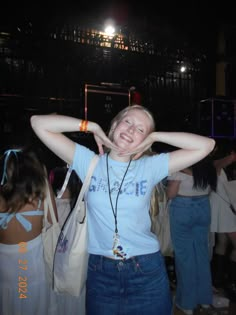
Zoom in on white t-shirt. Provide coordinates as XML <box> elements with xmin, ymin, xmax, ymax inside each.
<box><xmin>168</xmin><ymin>171</ymin><xmax>210</xmax><ymax>196</ymax></box>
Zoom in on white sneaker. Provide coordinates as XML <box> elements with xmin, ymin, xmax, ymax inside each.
<box><xmin>176</xmin><ymin>304</ymin><xmax>193</xmax><ymax>315</ymax></box>
<box><xmin>201</xmin><ymin>304</ymin><xmax>210</xmax><ymax>308</ymax></box>
<box><xmin>212</xmin><ymin>295</ymin><xmax>230</xmax><ymax>308</ymax></box>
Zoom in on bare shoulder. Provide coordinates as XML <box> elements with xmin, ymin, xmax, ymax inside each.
<box><xmin>0</xmin><ymin>197</ymin><xmax>7</xmax><ymax>213</ymax></box>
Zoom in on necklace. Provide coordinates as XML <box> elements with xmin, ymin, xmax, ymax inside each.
<box><xmin>106</xmin><ymin>153</ymin><xmax>131</xmax><ymax>259</ymax></box>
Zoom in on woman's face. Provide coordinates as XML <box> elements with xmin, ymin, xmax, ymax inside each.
<box><xmin>112</xmin><ymin>109</ymin><xmax>152</xmax><ymax>150</ymax></box>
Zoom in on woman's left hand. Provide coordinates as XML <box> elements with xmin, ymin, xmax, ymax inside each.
<box><xmin>90</xmin><ymin>122</ymin><xmax>119</xmax><ymax>155</ymax></box>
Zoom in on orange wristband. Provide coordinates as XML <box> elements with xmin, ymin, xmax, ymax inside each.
<box><xmin>79</xmin><ymin>120</ymin><xmax>88</xmax><ymax>132</ymax></box>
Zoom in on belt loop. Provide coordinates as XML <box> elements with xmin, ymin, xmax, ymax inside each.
<box><xmin>131</xmin><ymin>256</ymin><xmax>139</xmax><ymax>272</ymax></box>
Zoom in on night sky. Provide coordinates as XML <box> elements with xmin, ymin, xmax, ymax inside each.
<box><xmin>1</xmin><ymin>0</ymin><xmax>235</xmax><ymax>53</ymax></box>
<box><xmin>1</xmin><ymin>1</ymin><xmax>235</xmax><ymax>30</ymax></box>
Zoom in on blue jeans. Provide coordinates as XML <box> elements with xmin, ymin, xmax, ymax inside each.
<box><xmin>169</xmin><ymin>196</ymin><xmax>212</xmax><ymax>310</ymax></box>
<box><xmin>86</xmin><ymin>251</ymin><xmax>173</xmax><ymax>315</ymax></box>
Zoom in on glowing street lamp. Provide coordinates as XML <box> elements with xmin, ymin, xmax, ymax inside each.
<box><xmin>104</xmin><ymin>18</ymin><xmax>116</xmax><ymax>36</ymax></box>
<box><xmin>104</xmin><ymin>25</ymin><xmax>115</xmax><ymax>36</ymax></box>
<box><xmin>180</xmin><ymin>65</ymin><xmax>186</xmax><ymax>73</ymax></box>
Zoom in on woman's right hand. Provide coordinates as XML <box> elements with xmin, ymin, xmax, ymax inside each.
<box><xmin>89</xmin><ymin>122</ymin><xmax>119</xmax><ymax>155</ymax></box>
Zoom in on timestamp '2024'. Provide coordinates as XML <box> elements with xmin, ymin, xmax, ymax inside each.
<box><xmin>18</xmin><ymin>242</ymin><xmax>28</xmax><ymax>299</ymax></box>
<box><xmin>18</xmin><ymin>275</ymin><xmax>27</xmax><ymax>298</ymax></box>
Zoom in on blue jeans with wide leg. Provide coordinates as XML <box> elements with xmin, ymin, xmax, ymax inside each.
<box><xmin>86</xmin><ymin>251</ymin><xmax>173</xmax><ymax>315</ymax></box>
<box><xmin>169</xmin><ymin>195</ymin><xmax>213</xmax><ymax>310</ymax></box>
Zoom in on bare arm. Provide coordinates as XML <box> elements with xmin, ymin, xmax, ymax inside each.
<box><xmin>30</xmin><ymin>114</ymin><xmax>118</xmax><ymax>165</ymax></box>
<box><xmin>121</xmin><ymin>131</ymin><xmax>215</xmax><ymax>174</ymax></box>
<box><xmin>166</xmin><ymin>180</ymin><xmax>180</xmax><ymax>199</ymax></box>
<box><xmin>157</xmin><ymin>132</ymin><xmax>215</xmax><ymax>174</ymax></box>
<box><xmin>214</xmin><ymin>152</ymin><xmax>236</xmax><ymax>174</ymax></box>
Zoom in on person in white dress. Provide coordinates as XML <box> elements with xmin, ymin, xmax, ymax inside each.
<box><xmin>210</xmin><ymin>150</ymin><xmax>236</xmax><ymax>300</ymax></box>
<box><xmin>0</xmin><ymin>147</ymin><xmax>59</xmax><ymax>315</ymax></box>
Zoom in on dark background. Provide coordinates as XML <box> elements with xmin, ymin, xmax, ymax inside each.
<box><xmin>1</xmin><ymin>1</ymin><xmax>236</xmax><ymax>168</ymax></box>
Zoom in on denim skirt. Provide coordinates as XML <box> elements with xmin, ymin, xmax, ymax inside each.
<box><xmin>86</xmin><ymin>251</ymin><xmax>173</xmax><ymax>315</ymax></box>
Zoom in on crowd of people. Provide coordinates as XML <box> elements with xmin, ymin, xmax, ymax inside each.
<box><xmin>1</xmin><ymin>103</ymin><xmax>236</xmax><ymax>315</ymax></box>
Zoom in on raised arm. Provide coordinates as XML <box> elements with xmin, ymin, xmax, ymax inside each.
<box><xmin>31</xmin><ymin>115</ymin><xmax>80</xmax><ymax>165</ymax></box>
<box><xmin>30</xmin><ymin>114</ymin><xmax>118</xmax><ymax>165</ymax></box>
<box><xmin>120</xmin><ymin>131</ymin><xmax>215</xmax><ymax>174</ymax></box>
<box><xmin>214</xmin><ymin>151</ymin><xmax>236</xmax><ymax>174</ymax></box>
<box><xmin>155</xmin><ymin>132</ymin><xmax>215</xmax><ymax>174</ymax></box>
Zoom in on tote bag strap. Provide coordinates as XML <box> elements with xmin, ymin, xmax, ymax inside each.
<box><xmin>56</xmin><ymin>166</ymin><xmax>73</xmax><ymax>198</ymax></box>
<box><xmin>73</xmin><ymin>155</ymin><xmax>99</xmax><ymax>215</ymax></box>
<box><xmin>44</xmin><ymin>180</ymin><xmax>58</xmax><ymax>225</ymax></box>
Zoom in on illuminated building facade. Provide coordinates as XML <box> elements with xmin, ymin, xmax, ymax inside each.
<box><xmin>0</xmin><ymin>16</ymin><xmax>234</xmax><ymax>144</ymax></box>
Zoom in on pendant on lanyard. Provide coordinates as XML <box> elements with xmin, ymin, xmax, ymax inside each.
<box><xmin>112</xmin><ymin>233</ymin><xmax>127</xmax><ymax>259</ymax></box>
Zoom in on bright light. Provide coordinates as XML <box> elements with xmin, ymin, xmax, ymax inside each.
<box><xmin>104</xmin><ymin>25</ymin><xmax>115</xmax><ymax>36</ymax></box>
<box><xmin>104</xmin><ymin>18</ymin><xmax>116</xmax><ymax>36</ymax></box>
<box><xmin>180</xmin><ymin>66</ymin><xmax>186</xmax><ymax>73</ymax></box>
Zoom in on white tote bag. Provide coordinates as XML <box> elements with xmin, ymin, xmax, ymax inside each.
<box><xmin>154</xmin><ymin>203</ymin><xmax>173</xmax><ymax>257</ymax></box>
<box><xmin>150</xmin><ymin>183</ymin><xmax>173</xmax><ymax>257</ymax></box>
<box><xmin>53</xmin><ymin>155</ymin><xmax>99</xmax><ymax>297</ymax></box>
<box><xmin>42</xmin><ymin>180</ymin><xmax>61</xmax><ymax>283</ymax></box>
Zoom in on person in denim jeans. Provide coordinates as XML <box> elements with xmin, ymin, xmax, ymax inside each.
<box><xmin>167</xmin><ymin>156</ymin><xmax>217</xmax><ymax>315</ymax></box>
<box><xmin>31</xmin><ymin>104</ymin><xmax>215</xmax><ymax>315</ymax></box>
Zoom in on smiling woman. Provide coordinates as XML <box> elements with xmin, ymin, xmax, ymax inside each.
<box><xmin>107</xmin><ymin>105</ymin><xmax>155</xmax><ymax>159</ymax></box>
<box><xmin>30</xmin><ymin>104</ymin><xmax>215</xmax><ymax>315</ymax></box>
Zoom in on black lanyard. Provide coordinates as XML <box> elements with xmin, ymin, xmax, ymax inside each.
<box><xmin>106</xmin><ymin>153</ymin><xmax>131</xmax><ymax>233</ymax></box>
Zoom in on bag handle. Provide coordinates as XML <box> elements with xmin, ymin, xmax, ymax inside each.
<box><xmin>56</xmin><ymin>166</ymin><xmax>73</xmax><ymax>198</ymax></box>
<box><xmin>73</xmin><ymin>155</ymin><xmax>99</xmax><ymax>216</ymax></box>
<box><xmin>44</xmin><ymin>180</ymin><xmax>58</xmax><ymax>225</ymax></box>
